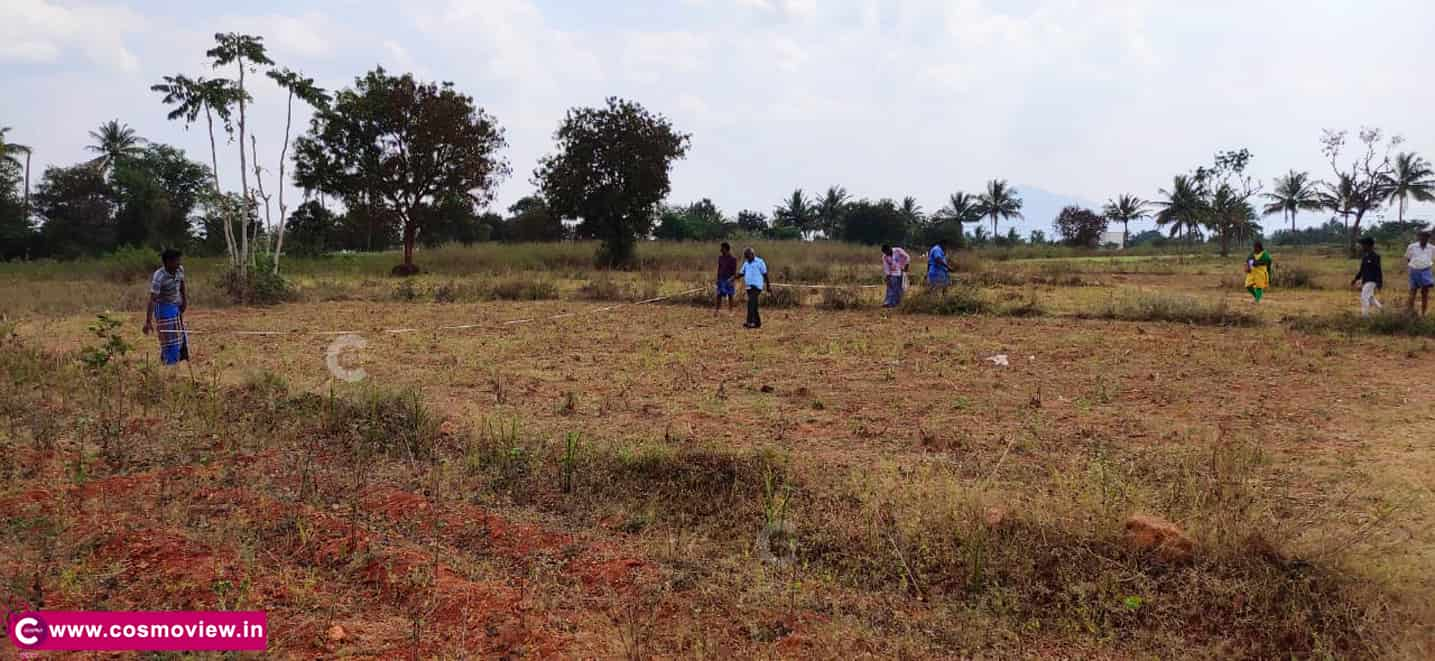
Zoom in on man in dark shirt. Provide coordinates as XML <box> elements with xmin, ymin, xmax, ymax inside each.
<box><xmin>1352</xmin><ymin>236</ymin><xmax>1383</xmax><ymax>317</ymax></box>
<box><xmin>715</xmin><ymin>242</ymin><xmax>738</xmax><ymax>313</ymax></box>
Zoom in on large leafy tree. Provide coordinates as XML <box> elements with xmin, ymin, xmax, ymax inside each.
<box><xmin>977</xmin><ymin>179</ymin><xmax>1023</xmax><ymax>238</ymax></box>
<box><xmin>152</xmin><ymin>75</ymin><xmax>243</xmax><ymax>258</ymax></box>
<box><xmin>0</xmin><ymin>157</ymin><xmax>30</xmax><ymax>259</ymax></box>
<box><xmin>535</xmin><ymin>97</ymin><xmax>689</xmax><ymax>267</ymax></box>
<box><xmin>1</xmin><ymin>127</ymin><xmax>33</xmax><ymax>226</ymax></box>
<box><xmin>813</xmin><ymin>186</ymin><xmax>849</xmax><ymax>239</ymax></box>
<box><xmin>506</xmin><ymin>195</ymin><xmax>567</xmax><ymax>242</ymax></box>
<box><xmin>296</xmin><ymin>67</ymin><xmax>510</xmax><ymax>273</ymax></box>
<box><xmin>283</xmin><ymin>199</ymin><xmax>336</xmax><ymax>256</ymax></box>
<box><xmin>34</xmin><ymin>165</ymin><xmax>115</xmax><ymax>258</ymax></box>
<box><xmin>112</xmin><ymin>144</ymin><xmax>212</xmax><ymax>250</ymax></box>
<box><xmin>1053</xmin><ymin>206</ymin><xmax>1108</xmax><ymax>248</ymax></box>
<box><xmin>1102</xmin><ymin>194</ymin><xmax>1149</xmax><ymax>249</ymax></box>
<box><xmin>773</xmin><ymin>189</ymin><xmax>816</xmax><ymax>239</ymax></box>
<box><xmin>1320</xmin><ymin>127</ymin><xmax>1399</xmax><ymax>255</ymax></box>
<box><xmin>86</xmin><ymin>120</ymin><xmax>146</xmax><ymax>173</ymax></box>
<box><xmin>1155</xmin><ymin>175</ymin><xmax>1204</xmax><ymax>242</ymax></box>
<box><xmin>1383</xmin><ymin>152</ymin><xmax>1435</xmax><ymax>224</ymax></box>
<box><xmin>840</xmin><ymin>198</ymin><xmax>908</xmax><ymax>245</ymax></box>
<box><xmin>736</xmin><ymin>209</ymin><xmax>768</xmax><ymax>233</ymax></box>
<box><xmin>1261</xmin><ymin>170</ymin><xmax>1322</xmax><ymax>234</ymax></box>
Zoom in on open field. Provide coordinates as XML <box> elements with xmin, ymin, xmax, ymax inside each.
<box><xmin>2</xmin><ymin>242</ymin><xmax>1434</xmax><ymax>658</ymax></box>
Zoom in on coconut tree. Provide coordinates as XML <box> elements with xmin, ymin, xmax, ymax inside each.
<box><xmin>812</xmin><ymin>185</ymin><xmax>849</xmax><ymax>239</ymax></box>
<box><xmin>773</xmin><ymin>189</ymin><xmax>816</xmax><ymax>239</ymax></box>
<box><xmin>976</xmin><ymin>179</ymin><xmax>1023</xmax><ymax>238</ymax></box>
<box><xmin>1102</xmin><ymin>194</ymin><xmax>1149</xmax><ymax>249</ymax></box>
<box><xmin>1383</xmin><ymin>152</ymin><xmax>1435</xmax><ymax>224</ymax></box>
<box><xmin>152</xmin><ymin>75</ymin><xmax>245</xmax><ymax>262</ymax></box>
<box><xmin>1261</xmin><ymin>170</ymin><xmax>1323</xmax><ymax>234</ymax></box>
<box><xmin>86</xmin><ymin>120</ymin><xmax>146</xmax><ymax>172</ymax></box>
<box><xmin>899</xmin><ymin>196</ymin><xmax>925</xmax><ymax>226</ymax></box>
<box><xmin>1155</xmin><ymin>175</ymin><xmax>1204</xmax><ymax>243</ymax></box>
<box><xmin>0</xmin><ymin>127</ymin><xmax>33</xmax><ymax>223</ymax></box>
<box><xmin>1320</xmin><ymin>173</ymin><xmax>1358</xmax><ymax>235</ymax></box>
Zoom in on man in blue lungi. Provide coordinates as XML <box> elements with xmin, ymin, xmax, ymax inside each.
<box><xmin>143</xmin><ymin>248</ymin><xmax>189</xmax><ymax>365</ymax></box>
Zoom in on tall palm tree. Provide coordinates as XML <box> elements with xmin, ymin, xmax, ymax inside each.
<box><xmin>0</xmin><ymin>126</ymin><xmax>33</xmax><ymax>223</ymax></box>
<box><xmin>773</xmin><ymin>189</ymin><xmax>816</xmax><ymax>239</ymax></box>
<box><xmin>899</xmin><ymin>196</ymin><xmax>925</xmax><ymax>226</ymax></box>
<box><xmin>1102</xmin><ymin>194</ymin><xmax>1149</xmax><ymax>249</ymax></box>
<box><xmin>1155</xmin><ymin>175</ymin><xmax>1205</xmax><ymax>243</ymax></box>
<box><xmin>813</xmin><ymin>185</ymin><xmax>849</xmax><ymax>239</ymax></box>
<box><xmin>1383</xmin><ymin>152</ymin><xmax>1435</xmax><ymax>224</ymax></box>
<box><xmin>1320</xmin><ymin>173</ymin><xmax>1358</xmax><ymax>235</ymax></box>
<box><xmin>86</xmin><ymin>120</ymin><xmax>146</xmax><ymax>172</ymax></box>
<box><xmin>977</xmin><ymin>179</ymin><xmax>1023</xmax><ymax>238</ymax></box>
<box><xmin>1261</xmin><ymin>170</ymin><xmax>1323</xmax><ymax>234</ymax></box>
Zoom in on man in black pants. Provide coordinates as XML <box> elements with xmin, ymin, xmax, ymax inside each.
<box><xmin>735</xmin><ymin>247</ymin><xmax>769</xmax><ymax>329</ymax></box>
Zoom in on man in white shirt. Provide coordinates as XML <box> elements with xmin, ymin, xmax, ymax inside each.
<box><xmin>1405</xmin><ymin>230</ymin><xmax>1435</xmax><ymax>316</ymax></box>
<box><xmin>881</xmin><ymin>244</ymin><xmax>910</xmax><ymax>307</ymax></box>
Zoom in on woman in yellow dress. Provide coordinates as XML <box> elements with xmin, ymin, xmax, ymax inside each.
<box><xmin>1244</xmin><ymin>240</ymin><xmax>1272</xmax><ymax>303</ymax></box>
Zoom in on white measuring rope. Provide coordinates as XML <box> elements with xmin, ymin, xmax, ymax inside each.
<box><xmin>157</xmin><ymin>286</ymin><xmax>706</xmax><ymax>337</ymax></box>
<box><xmin>768</xmin><ymin>282</ymin><xmax>884</xmax><ymax>289</ymax></box>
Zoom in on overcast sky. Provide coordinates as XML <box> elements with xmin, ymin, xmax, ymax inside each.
<box><xmin>4</xmin><ymin>0</ymin><xmax>1433</xmax><ymax>234</ymax></box>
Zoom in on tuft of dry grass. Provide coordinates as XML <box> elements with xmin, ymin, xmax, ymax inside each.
<box><xmin>1080</xmin><ymin>292</ymin><xmax>1260</xmax><ymax>327</ymax></box>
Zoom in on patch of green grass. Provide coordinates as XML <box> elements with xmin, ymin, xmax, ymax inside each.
<box><xmin>1286</xmin><ymin>312</ymin><xmax>1435</xmax><ymax>337</ymax></box>
<box><xmin>899</xmin><ymin>286</ymin><xmax>991</xmax><ymax>315</ymax></box>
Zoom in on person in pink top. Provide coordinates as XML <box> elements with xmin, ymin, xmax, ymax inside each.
<box><xmin>881</xmin><ymin>244</ymin><xmax>911</xmax><ymax>307</ymax></box>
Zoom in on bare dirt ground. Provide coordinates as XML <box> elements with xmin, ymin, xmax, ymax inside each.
<box><xmin>5</xmin><ymin>276</ymin><xmax>1435</xmax><ymax>658</ymax></box>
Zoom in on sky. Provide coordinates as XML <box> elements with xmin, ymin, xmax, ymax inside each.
<box><xmin>3</xmin><ymin>0</ymin><xmax>1433</xmax><ymax>235</ymax></box>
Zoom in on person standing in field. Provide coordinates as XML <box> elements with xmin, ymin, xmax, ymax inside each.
<box><xmin>715</xmin><ymin>242</ymin><xmax>738</xmax><ymax>314</ymax></box>
<box><xmin>927</xmin><ymin>239</ymin><xmax>952</xmax><ymax>291</ymax></box>
<box><xmin>737</xmin><ymin>247</ymin><xmax>768</xmax><ymax>329</ymax></box>
<box><xmin>1244</xmin><ymin>241</ymin><xmax>1272</xmax><ymax>303</ymax></box>
<box><xmin>1352</xmin><ymin>236</ymin><xmax>1383</xmax><ymax>317</ymax></box>
<box><xmin>881</xmin><ymin>244</ymin><xmax>910</xmax><ymax>307</ymax></box>
<box><xmin>1406</xmin><ymin>230</ymin><xmax>1435</xmax><ymax>316</ymax></box>
<box><xmin>142</xmin><ymin>248</ymin><xmax>189</xmax><ymax>365</ymax></box>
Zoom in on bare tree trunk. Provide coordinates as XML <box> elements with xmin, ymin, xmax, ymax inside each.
<box><xmin>203</xmin><ymin>106</ymin><xmax>237</xmax><ymax>266</ymax></box>
<box><xmin>249</xmin><ymin>135</ymin><xmax>273</xmax><ymax>266</ymax></box>
<box><xmin>236</xmin><ymin>54</ymin><xmax>251</xmax><ymax>275</ymax></box>
<box><xmin>272</xmin><ymin>89</ymin><xmax>295</xmax><ymax>273</ymax></box>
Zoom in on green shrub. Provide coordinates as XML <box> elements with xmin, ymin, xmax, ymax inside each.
<box><xmin>899</xmin><ymin>286</ymin><xmax>991</xmax><ymax>315</ymax></box>
<box><xmin>104</xmin><ymin>246</ymin><xmax>159</xmax><ymax>283</ymax></box>
<box><xmin>217</xmin><ymin>266</ymin><xmax>294</xmax><ymax>305</ymax></box>
<box><xmin>1082</xmin><ymin>292</ymin><xmax>1258</xmax><ymax>327</ymax></box>
<box><xmin>1273</xmin><ymin>265</ymin><xmax>1322</xmax><ymax>289</ymax></box>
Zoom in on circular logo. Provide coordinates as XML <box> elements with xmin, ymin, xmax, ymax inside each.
<box><xmin>10</xmin><ymin>613</ymin><xmax>46</xmax><ymax>649</ymax></box>
<box><xmin>325</xmin><ymin>334</ymin><xmax>368</xmax><ymax>383</ymax></box>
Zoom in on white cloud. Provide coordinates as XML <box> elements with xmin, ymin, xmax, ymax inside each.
<box><xmin>0</xmin><ymin>0</ymin><xmax>143</xmax><ymax>71</ymax></box>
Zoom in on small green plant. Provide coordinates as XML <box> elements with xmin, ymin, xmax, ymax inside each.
<box><xmin>561</xmin><ymin>431</ymin><xmax>581</xmax><ymax>494</ymax></box>
<box><xmin>79</xmin><ymin>312</ymin><xmax>132</xmax><ymax>369</ymax></box>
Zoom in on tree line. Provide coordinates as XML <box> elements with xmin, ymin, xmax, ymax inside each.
<box><xmin>3</xmin><ymin>32</ymin><xmax>1433</xmax><ymax>275</ymax></box>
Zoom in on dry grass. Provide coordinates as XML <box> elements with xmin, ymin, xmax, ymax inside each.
<box><xmin>2</xmin><ymin>245</ymin><xmax>1431</xmax><ymax>658</ymax></box>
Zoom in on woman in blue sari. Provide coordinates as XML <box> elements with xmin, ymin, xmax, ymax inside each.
<box><xmin>143</xmin><ymin>249</ymin><xmax>189</xmax><ymax>365</ymax></box>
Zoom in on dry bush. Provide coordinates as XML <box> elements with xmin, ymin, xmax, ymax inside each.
<box><xmin>1081</xmin><ymin>292</ymin><xmax>1259</xmax><ymax>327</ymax></box>
<box><xmin>817</xmin><ymin>286</ymin><xmax>868</xmax><ymax>311</ymax></box>
<box><xmin>899</xmin><ymin>286</ymin><xmax>991</xmax><ymax>315</ymax></box>
<box><xmin>485</xmin><ymin>277</ymin><xmax>559</xmax><ymax>301</ymax></box>
<box><xmin>1287</xmin><ymin>312</ymin><xmax>1435</xmax><ymax>337</ymax></box>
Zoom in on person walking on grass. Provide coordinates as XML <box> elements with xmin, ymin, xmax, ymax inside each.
<box><xmin>1406</xmin><ymin>230</ymin><xmax>1435</xmax><ymax>316</ymax></box>
<box><xmin>1244</xmin><ymin>240</ymin><xmax>1272</xmax><ymax>303</ymax></box>
<box><xmin>736</xmin><ymin>247</ymin><xmax>768</xmax><ymax>329</ymax></box>
<box><xmin>715</xmin><ymin>242</ymin><xmax>738</xmax><ymax>314</ymax></box>
<box><xmin>142</xmin><ymin>248</ymin><xmax>189</xmax><ymax>365</ymax></box>
<box><xmin>881</xmin><ymin>244</ymin><xmax>910</xmax><ymax>307</ymax></box>
<box><xmin>927</xmin><ymin>239</ymin><xmax>952</xmax><ymax>291</ymax></box>
<box><xmin>1352</xmin><ymin>236</ymin><xmax>1384</xmax><ymax>317</ymax></box>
